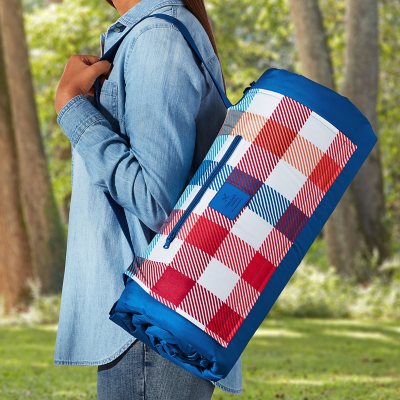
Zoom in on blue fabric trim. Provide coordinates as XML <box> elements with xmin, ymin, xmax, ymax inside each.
<box><xmin>109</xmin><ymin>280</ymin><xmax>238</xmax><ymax>381</ymax></box>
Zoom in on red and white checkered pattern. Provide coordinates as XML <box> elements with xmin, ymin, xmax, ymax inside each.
<box><xmin>126</xmin><ymin>88</ymin><xmax>357</xmax><ymax>347</ymax></box>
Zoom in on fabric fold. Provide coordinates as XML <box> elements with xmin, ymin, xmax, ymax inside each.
<box><xmin>109</xmin><ymin>276</ymin><xmax>239</xmax><ymax>381</ymax></box>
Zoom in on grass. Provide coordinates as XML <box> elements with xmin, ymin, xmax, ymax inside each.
<box><xmin>0</xmin><ymin>318</ymin><xmax>399</xmax><ymax>399</ymax></box>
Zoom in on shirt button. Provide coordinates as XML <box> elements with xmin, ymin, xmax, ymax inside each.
<box><xmin>114</xmin><ymin>27</ymin><xmax>121</xmax><ymax>32</ymax></box>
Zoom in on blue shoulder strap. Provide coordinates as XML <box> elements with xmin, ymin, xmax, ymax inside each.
<box><xmin>94</xmin><ymin>13</ymin><xmax>231</xmax><ymax>108</ymax></box>
<box><xmin>94</xmin><ymin>13</ymin><xmax>232</xmax><ymax>253</ymax></box>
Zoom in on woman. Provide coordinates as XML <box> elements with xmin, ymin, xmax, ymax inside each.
<box><xmin>53</xmin><ymin>0</ymin><xmax>243</xmax><ymax>398</ymax></box>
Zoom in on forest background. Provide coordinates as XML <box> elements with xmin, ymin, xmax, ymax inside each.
<box><xmin>0</xmin><ymin>0</ymin><xmax>399</xmax><ymax>399</ymax></box>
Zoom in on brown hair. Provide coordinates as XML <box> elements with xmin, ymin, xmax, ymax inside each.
<box><xmin>105</xmin><ymin>0</ymin><xmax>226</xmax><ymax>92</ymax></box>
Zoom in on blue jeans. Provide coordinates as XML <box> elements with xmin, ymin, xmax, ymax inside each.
<box><xmin>97</xmin><ymin>340</ymin><xmax>215</xmax><ymax>399</ymax></box>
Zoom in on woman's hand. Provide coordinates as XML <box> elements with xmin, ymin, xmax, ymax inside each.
<box><xmin>55</xmin><ymin>55</ymin><xmax>112</xmax><ymax>114</ymax></box>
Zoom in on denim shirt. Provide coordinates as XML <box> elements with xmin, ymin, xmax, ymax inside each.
<box><xmin>54</xmin><ymin>0</ymin><xmax>242</xmax><ymax>394</ymax></box>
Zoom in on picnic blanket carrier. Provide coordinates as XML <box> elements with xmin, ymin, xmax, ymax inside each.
<box><xmin>92</xmin><ymin>13</ymin><xmax>378</xmax><ymax>381</ymax></box>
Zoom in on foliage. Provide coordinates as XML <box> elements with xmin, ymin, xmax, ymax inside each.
<box><xmin>377</xmin><ymin>0</ymin><xmax>400</xmax><ymax>252</ymax></box>
<box><xmin>271</xmin><ymin>262</ymin><xmax>352</xmax><ymax>318</ymax></box>
<box><xmin>24</xmin><ymin>0</ymin><xmax>117</xmax><ymax>220</ymax></box>
<box><xmin>1</xmin><ymin>255</ymin><xmax>399</xmax><ymax>325</ymax></box>
<box><xmin>28</xmin><ymin>280</ymin><xmax>61</xmax><ymax>325</ymax></box>
<box><xmin>207</xmin><ymin>0</ymin><xmax>294</xmax><ymax>104</ymax></box>
<box><xmin>0</xmin><ymin>278</ymin><xmax>61</xmax><ymax>325</ymax></box>
<box><xmin>317</xmin><ymin>0</ymin><xmax>400</xmax><ymax>253</ymax></box>
<box><xmin>349</xmin><ymin>256</ymin><xmax>400</xmax><ymax>320</ymax></box>
<box><xmin>24</xmin><ymin>0</ymin><xmax>399</xmax><ymax>253</ymax></box>
<box><xmin>271</xmin><ymin>256</ymin><xmax>400</xmax><ymax>320</ymax></box>
<box><xmin>304</xmin><ymin>236</ymin><xmax>330</xmax><ymax>270</ymax></box>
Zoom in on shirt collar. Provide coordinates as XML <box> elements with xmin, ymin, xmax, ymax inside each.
<box><xmin>105</xmin><ymin>0</ymin><xmax>185</xmax><ymax>32</ymax></box>
<box><xmin>100</xmin><ymin>0</ymin><xmax>185</xmax><ymax>55</ymax></box>
<box><xmin>117</xmin><ymin>0</ymin><xmax>184</xmax><ymax>27</ymax></box>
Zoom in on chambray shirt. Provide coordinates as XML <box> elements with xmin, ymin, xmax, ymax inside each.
<box><xmin>54</xmin><ymin>0</ymin><xmax>242</xmax><ymax>394</ymax></box>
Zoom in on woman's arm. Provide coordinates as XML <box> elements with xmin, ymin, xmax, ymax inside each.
<box><xmin>57</xmin><ymin>25</ymin><xmax>206</xmax><ymax>233</ymax></box>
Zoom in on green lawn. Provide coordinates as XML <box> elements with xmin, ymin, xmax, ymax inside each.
<box><xmin>0</xmin><ymin>318</ymin><xmax>399</xmax><ymax>399</ymax></box>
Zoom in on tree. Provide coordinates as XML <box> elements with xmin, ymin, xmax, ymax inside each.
<box><xmin>0</xmin><ymin>30</ymin><xmax>34</xmax><ymax>313</ymax></box>
<box><xmin>289</xmin><ymin>0</ymin><xmax>389</xmax><ymax>282</ymax></box>
<box><xmin>341</xmin><ymin>0</ymin><xmax>389</xmax><ymax>268</ymax></box>
<box><xmin>0</xmin><ymin>0</ymin><xmax>66</xmax><ymax>312</ymax></box>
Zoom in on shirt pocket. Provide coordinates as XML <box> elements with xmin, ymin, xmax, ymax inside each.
<box><xmin>99</xmin><ymin>79</ymin><xmax>119</xmax><ymax>132</ymax></box>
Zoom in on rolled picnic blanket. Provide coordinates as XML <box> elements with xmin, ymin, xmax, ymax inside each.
<box><xmin>109</xmin><ymin>67</ymin><xmax>377</xmax><ymax>381</ymax></box>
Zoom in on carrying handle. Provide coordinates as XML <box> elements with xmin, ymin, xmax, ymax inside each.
<box><xmin>93</xmin><ymin>13</ymin><xmax>231</xmax><ymax>109</ymax></box>
<box><xmin>94</xmin><ymin>13</ymin><xmax>232</xmax><ymax>254</ymax></box>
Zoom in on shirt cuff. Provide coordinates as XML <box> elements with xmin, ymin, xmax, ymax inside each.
<box><xmin>56</xmin><ymin>94</ymin><xmax>106</xmax><ymax>147</ymax></box>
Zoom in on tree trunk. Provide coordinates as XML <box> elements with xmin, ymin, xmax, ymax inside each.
<box><xmin>288</xmin><ymin>0</ymin><xmax>335</xmax><ymax>89</ymax></box>
<box><xmin>0</xmin><ymin>0</ymin><xmax>66</xmax><ymax>295</ymax></box>
<box><xmin>0</xmin><ymin>29</ymin><xmax>34</xmax><ymax>314</ymax></box>
<box><xmin>342</xmin><ymin>0</ymin><xmax>390</xmax><ymax>266</ymax></box>
<box><xmin>288</xmin><ymin>0</ymin><xmax>383</xmax><ymax>282</ymax></box>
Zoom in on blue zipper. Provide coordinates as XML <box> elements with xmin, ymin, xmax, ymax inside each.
<box><xmin>163</xmin><ymin>134</ymin><xmax>243</xmax><ymax>249</ymax></box>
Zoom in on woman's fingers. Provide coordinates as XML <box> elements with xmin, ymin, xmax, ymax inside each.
<box><xmin>78</xmin><ymin>55</ymin><xmax>101</xmax><ymax>66</ymax></box>
<box><xmin>81</xmin><ymin>60</ymin><xmax>112</xmax><ymax>87</ymax></box>
<box><xmin>55</xmin><ymin>54</ymin><xmax>112</xmax><ymax>113</ymax></box>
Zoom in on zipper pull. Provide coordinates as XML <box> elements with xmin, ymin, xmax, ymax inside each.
<box><xmin>163</xmin><ymin>234</ymin><xmax>174</xmax><ymax>249</ymax></box>
<box><xmin>243</xmin><ymin>80</ymin><xmax>256</xmax><ymax>95</ymax></box>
